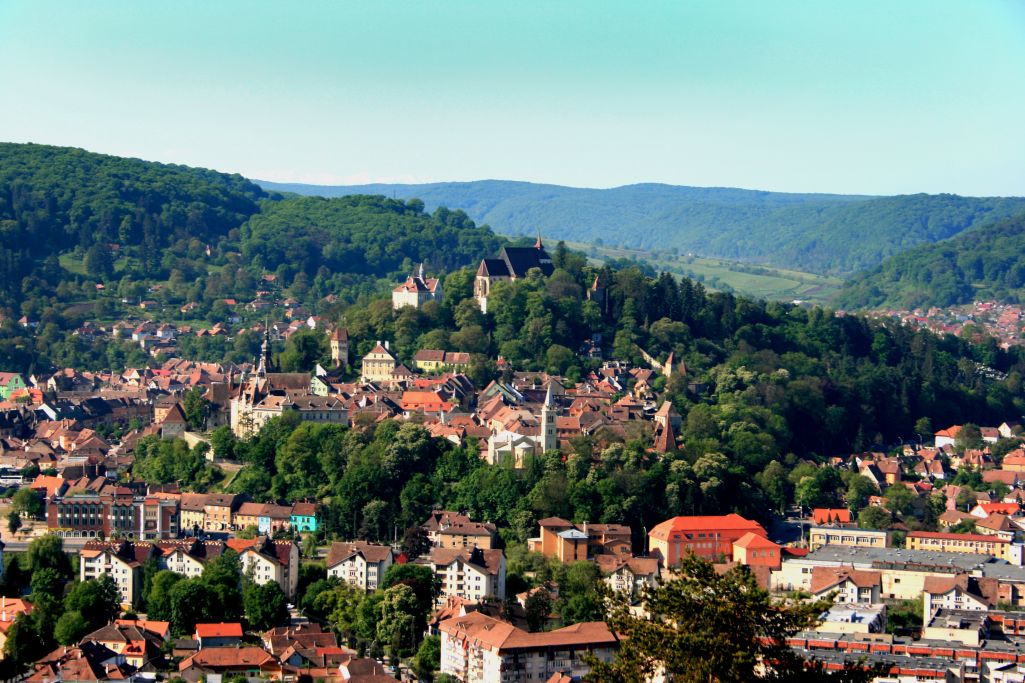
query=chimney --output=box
[385,341,390,350]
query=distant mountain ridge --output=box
[258,179,1025,275]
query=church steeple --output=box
[257,321,272,376]
[535,231,544,249]
[540,382,557,453]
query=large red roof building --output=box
[648,514,767,566]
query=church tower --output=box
[541,383,558,453]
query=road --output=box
[2,536,91,553]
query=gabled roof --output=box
[195,622,243,639]
[326,541,393,567]
[809,567,880,594]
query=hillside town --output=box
[3,287,1025,682]
[864,301,1025,350]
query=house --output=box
[970,502,1020,518]
[290,502,318,533]
[473,236,555,313]
[935,426,962,449]
[0,373,27,401]
[361,341,399,383]
[809,567,882,604]
[648,514,767,566]
[532,517,589,563]
[203,493,243,532]
[195,622,243,648]
[326,541,394,592]
[1002,449,1025,472]
[731,532,783,570]
[439,611,618,683]
[392,264,442,310]
[431,547,507,602]
[922,574,999,618]
[178,646,281,681]
[595,555,660,598]
[423,511,499,550]
[814,604,886,635]
[412,350,471,373]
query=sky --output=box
[1,1,1023,195]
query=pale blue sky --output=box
[1,1,1023,195]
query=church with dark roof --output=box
[473,235,555,313]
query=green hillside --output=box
[0,144,503,317]
[835,212,1025,310]
[258,179,1025,275]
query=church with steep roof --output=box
[473,235,555,313]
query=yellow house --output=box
[361,341,398,383]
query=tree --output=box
[182,387,209,430]
[845,475,879,513]
[858,505,892,530]
[412,634,441,681]
[400,525,431,559]
[587,555,874,682]
[145,570,184,621]
[524,584,554,632]
[2,613,41,667]
[883,485,915,516]
[11,487,43,519]
[6,511,21,535]
[954,423,984,451]
[376,584,419,656]
[54,610,90,645]
[278,328,327,372]
[244,581,289,631]
[169,579,217,635]
[64,575,121,631]
[381,563,437,633]
[210,425,236,460]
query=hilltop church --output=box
[474,236,555,313]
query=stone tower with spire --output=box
[256,322,273,377]
[541,382,558,453]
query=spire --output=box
[544,381,555,408]
[535,231,544,249]
[418,262,425,280]
[654,418,677,454]
[257,319,271,377]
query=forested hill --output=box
[258,179,1025,275]
[0,143,504,316]
[836,212,1025,310]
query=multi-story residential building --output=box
[648,514,767,566]
[431,547,507,603]
[412,350,470,374]
[180,493,207,534]
[906,531,1024,564]
[439,611,618,683]
[237,538,300,598]
[423,511,499,550]
[203,493,242,533]
[80,540,155,607]
[326,541,394,592]
[808,526,890,551]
